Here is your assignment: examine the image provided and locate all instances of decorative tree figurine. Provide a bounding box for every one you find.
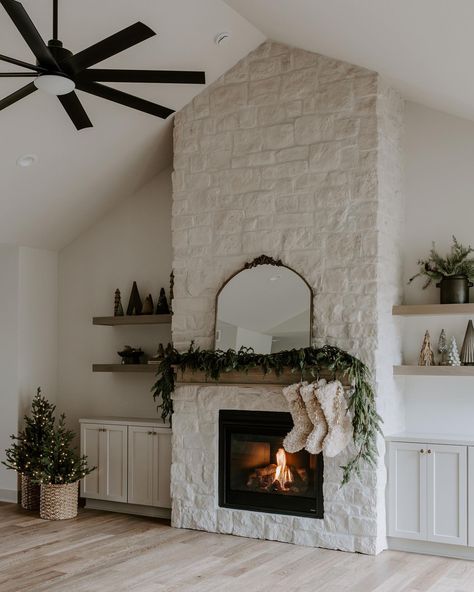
[126,281,143,315]
[114,289,124,317]
[2,388,56,510]
[438,329,448,365]
[447,336,461,366]
[418,330,435,366]
[461,320,474,365]
[156,288,170,314]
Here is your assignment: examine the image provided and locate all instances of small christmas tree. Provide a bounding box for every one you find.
[3,388,56,476]
[419,330,435,366]
[447,336,461,366]
[438,329,448,365]
[32,413,94,485]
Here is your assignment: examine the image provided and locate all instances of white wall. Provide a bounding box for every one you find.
[402,101,474,434]
[57,169,172,430]
[0,245,57,497]
[18,247,58,413]
[0,245,19,494]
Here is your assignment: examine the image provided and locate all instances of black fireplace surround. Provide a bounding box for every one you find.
[219,410,324,519]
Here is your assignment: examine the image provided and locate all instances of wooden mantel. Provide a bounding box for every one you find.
[173,367,351,387]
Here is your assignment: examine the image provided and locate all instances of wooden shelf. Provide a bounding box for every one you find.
[93,314,171,326]
[174,367,351,387]
[93,364,158,373]
[392,304,474,316]
[394,365,474,377]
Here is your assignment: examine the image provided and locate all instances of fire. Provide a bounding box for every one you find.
[273,448,293,490]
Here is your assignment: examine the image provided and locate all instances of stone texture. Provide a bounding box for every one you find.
[170,40,405,555]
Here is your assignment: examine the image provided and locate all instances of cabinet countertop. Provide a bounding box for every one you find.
[386,432,474,446]
[79,417,171,429]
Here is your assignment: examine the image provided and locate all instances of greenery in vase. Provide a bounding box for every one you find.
[31,413,95,485]
[2,388,56,476]
[152,343,382,485]
[409,236,474,288]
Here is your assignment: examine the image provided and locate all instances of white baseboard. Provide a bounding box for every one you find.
[388,537,474,561]
[84,498,171,520]
[0,489,18,503]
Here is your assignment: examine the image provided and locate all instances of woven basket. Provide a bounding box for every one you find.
[40,481,79,521]
[20,474,40,512]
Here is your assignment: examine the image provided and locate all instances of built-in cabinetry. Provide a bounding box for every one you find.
[80,417,171,518]
[387,435,474,556]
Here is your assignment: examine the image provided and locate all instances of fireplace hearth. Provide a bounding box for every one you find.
[219,410,324,519]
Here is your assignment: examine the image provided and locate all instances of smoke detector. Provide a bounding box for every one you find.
[215,32,231,46]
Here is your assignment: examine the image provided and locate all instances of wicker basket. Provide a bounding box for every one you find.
[40,481,79,520]
[20,474,40,512]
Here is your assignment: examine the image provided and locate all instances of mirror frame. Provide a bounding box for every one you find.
[214,255,314,351]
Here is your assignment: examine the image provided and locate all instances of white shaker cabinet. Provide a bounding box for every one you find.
[388,441,427,540]
[81,423,127,503]
[128,426,171,508]
[388,439,467,547]
[80,418,171,516]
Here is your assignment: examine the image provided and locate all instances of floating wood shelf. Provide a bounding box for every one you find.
[174,367,351,387]
[392,304,474,316]
[394,365,474,377]
[93,315,172,326]
[93,364,158,373]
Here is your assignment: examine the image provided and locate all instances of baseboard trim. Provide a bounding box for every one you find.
[84,499,171,519]
[388,537,474,561]
[0,489,18,503]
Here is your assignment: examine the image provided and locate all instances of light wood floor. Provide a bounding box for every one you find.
[1,503,474,592]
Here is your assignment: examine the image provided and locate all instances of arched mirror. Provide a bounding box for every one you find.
[215,256,313,354]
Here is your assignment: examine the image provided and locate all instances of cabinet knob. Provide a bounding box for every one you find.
[427,449,432,454]
[148,431,153,435]
[420,449,425,454]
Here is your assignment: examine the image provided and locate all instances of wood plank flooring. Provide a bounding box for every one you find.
[0,502,474,592]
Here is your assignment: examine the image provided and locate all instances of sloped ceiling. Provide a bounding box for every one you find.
[227,0,474,123]
[0,0,264,249]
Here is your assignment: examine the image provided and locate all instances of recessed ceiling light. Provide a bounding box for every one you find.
[16,154,38,168]
[269,275,281,282]
[215,32,231,46]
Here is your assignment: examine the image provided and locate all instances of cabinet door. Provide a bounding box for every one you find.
[81,423,101,499]
[128,427,154,506]
[388,442,427,540]
[153,431,172,509]
[468,448,474,547]
[427,444,467,545]
[100,425,128,503]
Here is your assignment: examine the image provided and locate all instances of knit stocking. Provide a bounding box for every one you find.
[282,382,312,453]
[301,380,328,455]
[316,380,353,458]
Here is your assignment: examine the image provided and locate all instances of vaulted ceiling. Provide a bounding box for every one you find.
[3,0,474,250]
[0,0,264,249]
[227,0,474,122]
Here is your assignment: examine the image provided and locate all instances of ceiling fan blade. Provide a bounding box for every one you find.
[0,53,46,72]
[64,22,155,74]
[77,69,206,85]
[0,80,36,111]
[57,92,93,130]
[76,81,174,119]
[0,72,36,77]
[0,0,59,71]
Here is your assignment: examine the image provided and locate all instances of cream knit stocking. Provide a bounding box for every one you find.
[316,380,353,458]
[301,380,328,455]
[282,382,312,453]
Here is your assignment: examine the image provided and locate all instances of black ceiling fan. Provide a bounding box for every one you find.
[0,0,206,129]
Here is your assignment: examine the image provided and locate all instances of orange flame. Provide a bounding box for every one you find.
[273,448,293,490]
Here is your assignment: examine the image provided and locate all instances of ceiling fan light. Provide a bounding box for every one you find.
[34,74,75,96]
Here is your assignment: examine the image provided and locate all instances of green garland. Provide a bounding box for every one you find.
[152,344,382,485]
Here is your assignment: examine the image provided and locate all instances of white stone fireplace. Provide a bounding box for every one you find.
[170,40,405,554]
